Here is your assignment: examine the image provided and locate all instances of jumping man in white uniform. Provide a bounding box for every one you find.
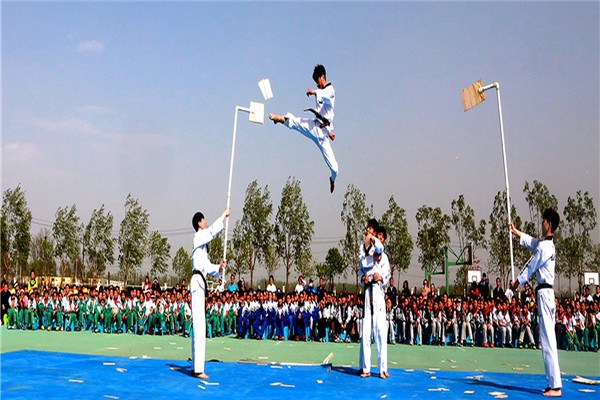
[190,207,230,379]
[509,208,562,397]
[269,64,339,193]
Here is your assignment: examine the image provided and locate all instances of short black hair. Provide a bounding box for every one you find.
[367,218,379,231]
[376,226,387,242]
[192,211,205,232]
[543,208,560,233]
[312,64,326,82]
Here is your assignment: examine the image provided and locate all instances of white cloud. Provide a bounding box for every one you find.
[3,142,41,164]
[76,40,105,53]
[30,117,102,137]
[78,104,115,115]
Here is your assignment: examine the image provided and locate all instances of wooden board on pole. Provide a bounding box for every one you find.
[461,79,485,112]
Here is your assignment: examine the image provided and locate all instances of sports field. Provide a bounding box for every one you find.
[1,330,598,399]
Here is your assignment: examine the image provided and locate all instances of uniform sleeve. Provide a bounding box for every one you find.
[519,232,539,252]
[517,246,543,286]
[194,217,224,247]
[380,254,391,286]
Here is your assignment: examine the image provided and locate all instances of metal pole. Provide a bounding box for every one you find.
[220,105,250,290]
[494,84,515,282]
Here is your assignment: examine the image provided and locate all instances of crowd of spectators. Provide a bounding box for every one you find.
[1,270,599,353]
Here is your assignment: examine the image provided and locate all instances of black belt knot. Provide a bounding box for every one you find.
[536,283,553,293]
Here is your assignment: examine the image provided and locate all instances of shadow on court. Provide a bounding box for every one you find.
[1,350,596,399]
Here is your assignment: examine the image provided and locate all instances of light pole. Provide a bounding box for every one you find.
[461,80,515,282]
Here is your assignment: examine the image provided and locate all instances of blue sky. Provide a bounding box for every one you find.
[3,1,599,287]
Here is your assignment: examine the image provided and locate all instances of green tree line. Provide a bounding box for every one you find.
[2,179,598,292]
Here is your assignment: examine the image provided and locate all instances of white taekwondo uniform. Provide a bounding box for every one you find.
[517,233,561,390]
[191,217,224,375]
[284,83,338,182]
[358,238,390,375]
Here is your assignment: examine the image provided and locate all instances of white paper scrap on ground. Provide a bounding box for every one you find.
[106,347,118,350]
[154,347,161,350]
[68,379,84,383]
[428,388,450,392]
[198,385,205,390]
[464,390,475,394]
[103,396,119,400]
[380,395,388,398]
[489,392,505,396]
[200,380,219,386]
[103,362,115,366]
[316,380,323,384]
[578,389,596,393]
[116,368,127,373]
[258,356,269,360]
[574,376,600,385]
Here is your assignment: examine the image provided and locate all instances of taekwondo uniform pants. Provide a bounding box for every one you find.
[191,274,207,374]
[537,288,561,389]
[359,284,387,374]
[284,113,338,181]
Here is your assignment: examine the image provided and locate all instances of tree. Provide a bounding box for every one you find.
[208,231,224,264]
[523,180,558,238]
[230,219,252,280]
[118,194,149,287]
[30,229,56,277]
[487,191,525,285]
[83,205,115,279]
[239,180,274,287]
[415,205,450,281]
[1,185,32,278]
[275,177,314,290]
[264,242,280,279]
[172,246,192,283]
[340,184,373,287]
[380,196,413,281]
[450,194,486,290]
[148,231,171,277]
[53,204,82,278]
[562,190,597,291]
[316,247,345,290]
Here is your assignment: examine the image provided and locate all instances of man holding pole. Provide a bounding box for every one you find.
[509,208,562,397]
[190,207,230,379]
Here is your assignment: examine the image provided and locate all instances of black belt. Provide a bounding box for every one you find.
[192,270,207,293]
[536,283,553,293]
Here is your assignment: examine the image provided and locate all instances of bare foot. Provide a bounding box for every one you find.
[192,371,209,379]
[269,114,285,124]
[542,388,562,397]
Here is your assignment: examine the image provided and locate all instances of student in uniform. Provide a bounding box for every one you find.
[190,207,229,379]
[509,208,562,397]
[269,64,339,193]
